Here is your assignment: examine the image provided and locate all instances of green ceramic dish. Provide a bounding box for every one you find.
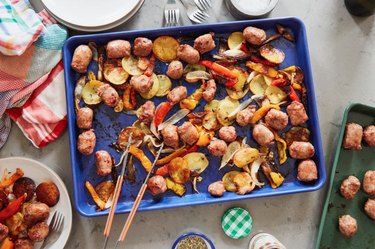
[316,103,375,249]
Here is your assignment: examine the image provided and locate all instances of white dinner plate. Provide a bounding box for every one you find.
[0,157,72,249]
[41,0,142,27]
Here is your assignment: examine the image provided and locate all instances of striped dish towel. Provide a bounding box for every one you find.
[0,1,68,149]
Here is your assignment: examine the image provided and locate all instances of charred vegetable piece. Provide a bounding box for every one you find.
[203,112,220,131]
[246,61,278,78]
[13,177,35,202]
[270,172,284,188]
[152,36,179,62]
[285,127,311,147]
[95,181,114,203]
[156,147,187,166]
[270,129,287,164]
[250,55,277,67]
[0,168,24,189]
[118,127,145,148]
[222,171,241,192]
[0,191,8,211]
[122,84,136,110]
[200,60,238,79]
[5,212,26,237]
[165,177,186,196]
[282,66,304,85]
[168,157,190,184]
[155,164,169,177]
[259,44,285,64]
[183,152,209,176]
[129,146,152,172]
[180,83,206,111]
[85,181,106,210]
[125,156,136,184]
[249,104,280,124]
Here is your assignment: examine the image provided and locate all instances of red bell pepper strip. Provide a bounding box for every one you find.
[250,55,276,67]
[155,164,169,176]
[225,80,237,88]
[289,86,301,102]
[154,102,173,127]
[0,195,25,223]
[240,42,249,53]
[271,78,288,87]
[199,60,238,79]
[182,144,198,157]
[144,55,155,77]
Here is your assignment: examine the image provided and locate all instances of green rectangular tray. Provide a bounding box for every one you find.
[316,103,375,249]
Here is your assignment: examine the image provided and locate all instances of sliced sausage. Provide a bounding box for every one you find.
[0,223,8,242]
[289,141,315,159]
[363,125,375,147]
[286,101,308,126]
[297,160,318,182]
[243,26,266,46]
[24,203,50,225]
[208,181,225,197]
[265,109,288,130]
[178,122,199,145]
[339,215,357,237]
[342,123,363,150]
[14,239,33,249]
[167,86,187,105]
[95,150,113,176]
[138,101,155,125]
[28,222,49,242]
[202,79,216,102]
[363,170,375,195]
[218,126,237,143]
[236,105,256,126]
[177,44,200,64]
[147,176,167,195]
[167,61,183,80]
[161,124,179,149]
[208,139,227,156]
[97,84,120,107]
[253,124,274,146]
[71,45,93,73]
[133,37,153,57]
[194,33,216,54]
[36,181,60,207]
[106,40,131,59]
[130,75,154,93]
[77,129,96,155]
[76,107,93,129]
[364,198,375,220]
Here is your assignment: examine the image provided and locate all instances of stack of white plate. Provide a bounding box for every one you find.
[40,0,144,32]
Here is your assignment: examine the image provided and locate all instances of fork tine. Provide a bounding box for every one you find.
[199,0,209,10]
[193,13,204,23]
[53,212,62,231]
[57,216,64,232]
[171,10,176,25]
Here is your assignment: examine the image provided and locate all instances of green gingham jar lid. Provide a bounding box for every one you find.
[221,207,253,239]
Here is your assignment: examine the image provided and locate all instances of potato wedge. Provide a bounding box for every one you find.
[226,85,249,100]
[140,74,160,99]
[259,44,285,64]
[202,112,220,131]
[265,85,287,104]
[156,75,172,97]
[152,36,179,62]
[220,141,241,169]
[222,171,240,192]
[168,157,190,184]
[228,32,244,50]
[104,61,129,85]
[82,80,103,105]
[216,97,240,126]
[233,147,259,168]
[185,71,212,83]
[183,64,206,75]
[183,152,209,175]
[204,99,220,112]
[122,55,144,76]
[166,177,186,196]
[249,74,268,95]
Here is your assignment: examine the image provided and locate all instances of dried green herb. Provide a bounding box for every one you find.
[176,236,208,249]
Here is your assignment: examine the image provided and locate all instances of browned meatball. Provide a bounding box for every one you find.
[208,140,227,156]
[28,222,49,242]
[202,79,216,102]
[265,109,288,130]
[289,141,315,159]
[97,84,120,107]
[339,215,357,237]
[286,101,308,126]
[95,150,113,176]
[167,86,187,105]
[138,101,155,125]
[364,198,375,220]
[177,44,200,64]
[340,175,361,200]
[161,124,179,149]
[236,105,256,127]
[243,26,266,46]
[76,107,93,129]
[147,176,167,195]
[363,125,375,147]
[178,122,199,145]
[36,181,60,207]
[24,203,50,225]
[167,61,183,80]
[218,126,237,143]
[208,181,226,197]
[194,33,216,54]
[133,37,153,57]
[0,223,9,242]
[130,75,154,93]
[106,40,131,59]
[253,124,274,146]
[363,170,375,195]
[77,129,96,155]
[71,45,93,73]
[297,160,318,182]
[14,239,33,249]
[343,123,363,150]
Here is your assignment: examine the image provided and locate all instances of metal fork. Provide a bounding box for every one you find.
[40,211,64,249]
[164,0,180,26]
[194,0,212,11]
[180,0,209,23]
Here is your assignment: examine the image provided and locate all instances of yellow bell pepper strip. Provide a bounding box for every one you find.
[122,84,136,110]
[270,128,287,164]
[180,83,206,110]
[0,195,25,223]
[129,146,152,172]
[85,181,106,210]
[0,168,24,189]
[249,104,281,124]
[0,238,14,249]
[156,147,187,166]
[270,172,285,188]
[246,61,278,78]
[199,60,238,79]
[165,177,186,196]
[196,128,215,147]
[292,83,302,90]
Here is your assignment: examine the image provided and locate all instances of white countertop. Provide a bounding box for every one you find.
[2,0,375,248]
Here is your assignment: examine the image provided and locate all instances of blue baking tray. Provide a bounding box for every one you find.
[63,17,326,217]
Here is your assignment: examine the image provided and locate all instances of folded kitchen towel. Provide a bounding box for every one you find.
[0,1,68,149]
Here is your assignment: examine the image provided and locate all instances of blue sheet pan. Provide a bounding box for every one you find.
[63,17,326,217]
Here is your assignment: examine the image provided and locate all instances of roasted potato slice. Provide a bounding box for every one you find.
[185,71,212,83]
[104,61,129,85]
[168,157,190,184]
[166,177,186,196]
[152,36,179,62]
[228,31,244,50]
[82,80,103,105]
[118,127,145,148]
[233,172,255,195]
[122,55,144,76]
[202,112,220,131]
[265,85,287,104]
[220,141,241,169]
[222,171,240,192]
[183,64,206,75]
[156,75,172,97]
[285,127,311,147]
[140,74,160,99]
[231,68,248,92]
[246,61,279,78]
[183,152,209,175]
[259,44,285,64]
[233,147,259,168]
[250,74,268,95]
[204,99,220,112]
[95,181,114,202]
[216,97,240,126]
